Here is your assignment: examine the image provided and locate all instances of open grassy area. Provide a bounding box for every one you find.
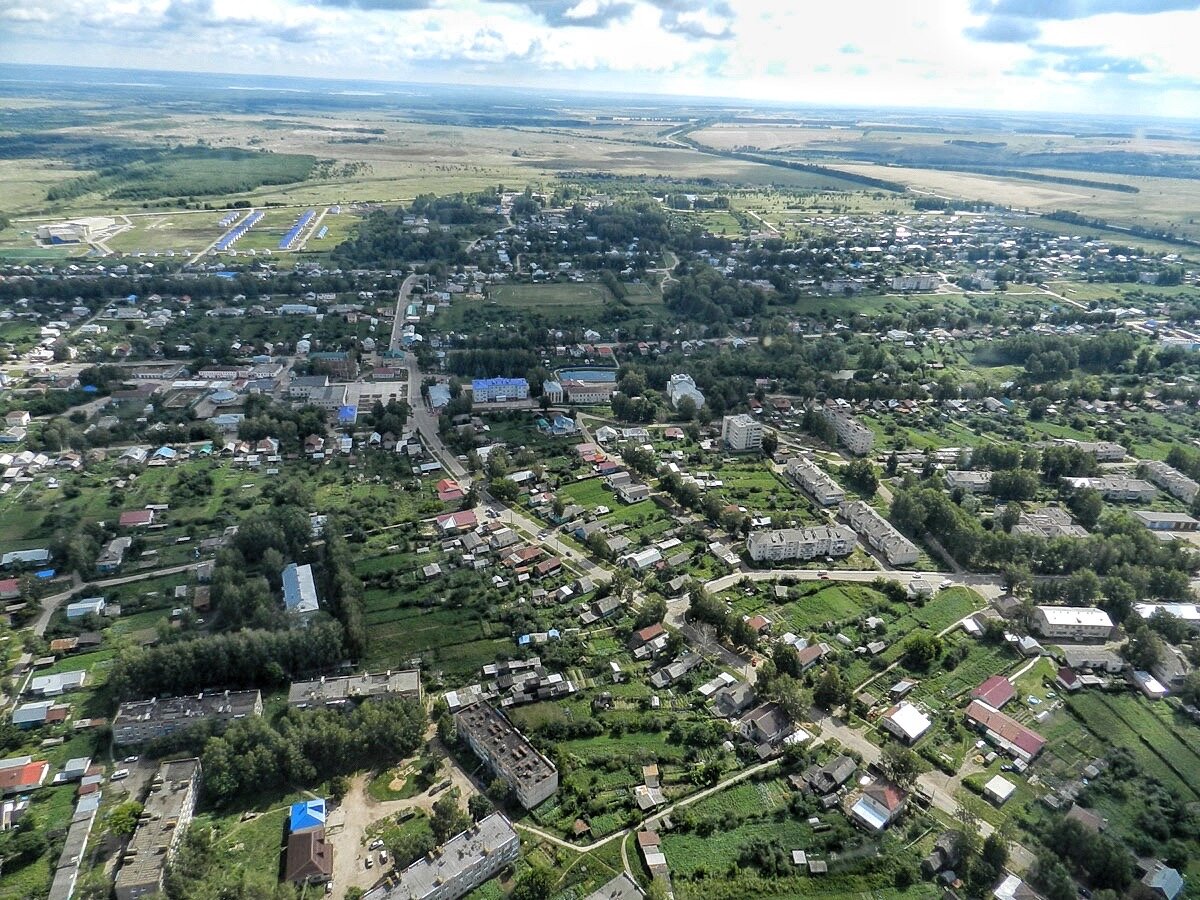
[489,282,617,309]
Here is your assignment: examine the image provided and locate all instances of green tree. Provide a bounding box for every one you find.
[430,791,471,844]
[105,801,144,837]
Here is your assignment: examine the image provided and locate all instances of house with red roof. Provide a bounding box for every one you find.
[436,479,465,503]
[629,623,666,651]
[0,578,19,601]
[435,510,478,535]
[118,509,155,529]
[850,780,907,831]
[965,700,1046,762]
[971,675,1015,709]
[0,759,49,795]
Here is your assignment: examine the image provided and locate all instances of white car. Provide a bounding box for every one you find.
[368,839,384,851]
[111,769,129,781]
[123,756,139,764]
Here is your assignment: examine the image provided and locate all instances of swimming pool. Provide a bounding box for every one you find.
[556,368,617,383]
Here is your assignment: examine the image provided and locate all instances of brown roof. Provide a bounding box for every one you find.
[284,827,333,884]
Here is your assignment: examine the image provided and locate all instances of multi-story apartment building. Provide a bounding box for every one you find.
[455,702,558,809]
[840,501,919,566]
[113,691,263,747]
[114,759,201,900]
[746,526,856,562]
[721,414,763,452]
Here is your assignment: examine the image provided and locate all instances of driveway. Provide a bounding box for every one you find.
[328,753,477,898]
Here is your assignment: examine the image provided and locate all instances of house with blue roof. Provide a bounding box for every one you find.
[1140,861,1184,900]
[289,798,326,833]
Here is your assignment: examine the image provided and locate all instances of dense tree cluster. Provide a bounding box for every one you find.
[109,622,345,699]
[201,698,426,803]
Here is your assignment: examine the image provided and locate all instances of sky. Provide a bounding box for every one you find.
[1,0,1198,118]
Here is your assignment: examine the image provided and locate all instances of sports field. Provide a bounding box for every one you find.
[488,281,658,310]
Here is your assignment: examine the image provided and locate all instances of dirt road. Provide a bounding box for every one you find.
[328,756,477,898]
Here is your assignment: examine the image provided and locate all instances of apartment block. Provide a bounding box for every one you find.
[786,457,846,506]
[114,759,201,900]
[1031,606,1114,642]
[816,407,874,456]
[721,414,763,452]
[1142,460,1199,504]
[746,525,856,562]
[840,501,919,566]
[113,691,263,747]
[455,702,558,809]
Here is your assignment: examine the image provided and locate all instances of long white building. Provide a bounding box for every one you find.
[1031,606,1114,641]
[365,812,519,900]
[840,501,919,566]
[747,525,856,562]
[1142,460,1199,504]
[786,457,846,506]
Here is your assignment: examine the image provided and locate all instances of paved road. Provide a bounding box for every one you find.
[389,273,420,353]
[701,568,1003,598]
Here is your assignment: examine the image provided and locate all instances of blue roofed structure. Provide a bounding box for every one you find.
[1142,862,1184,900]
[282,563,320,618]
[289,798,326,833]
[471,377,529,403]
[337,405,358,425]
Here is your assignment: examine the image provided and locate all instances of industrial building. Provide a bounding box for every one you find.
[36,217,115,244]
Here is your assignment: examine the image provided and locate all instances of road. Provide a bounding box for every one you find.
[389,274,421,353]
[513,759,781,854]
[699,568,1004,599]
[30,561,202,636]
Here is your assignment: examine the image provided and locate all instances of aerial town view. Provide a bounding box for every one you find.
[0,3,1198,900]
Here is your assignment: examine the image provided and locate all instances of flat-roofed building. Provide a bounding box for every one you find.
[455,702,558,809]
[287,670,422,709]
[114,759,201,900]
[1142,460,1199,504]
[365,812,519,900]
[721,414,763,452]
[746,525,856,562]
[944,470,992,494]
[1031,606,1113,642]
[816,407,874,456]
[1061,476,1156,502]
[282,563,320,618]
[1133,602,1200,632]
[786,457,846,506]
[470,377,529,403]
[1013,506,1088,539]
[113,691,263,747]
[1132,510,1200,532]
[840,501,919,566]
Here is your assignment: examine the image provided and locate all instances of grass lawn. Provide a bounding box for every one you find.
[489,282,616,309]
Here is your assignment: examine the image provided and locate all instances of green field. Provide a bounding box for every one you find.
[489,282,623,309]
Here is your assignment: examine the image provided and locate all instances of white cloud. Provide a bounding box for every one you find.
[0,0,1195,116]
